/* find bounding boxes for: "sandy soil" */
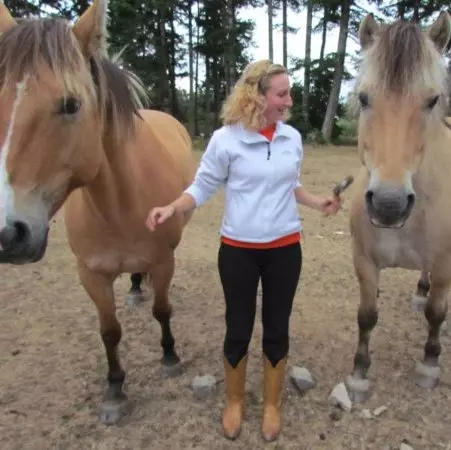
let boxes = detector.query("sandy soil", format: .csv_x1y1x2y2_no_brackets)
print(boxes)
1,145,450,450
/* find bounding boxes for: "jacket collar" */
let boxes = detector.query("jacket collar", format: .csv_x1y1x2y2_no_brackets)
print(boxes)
235,121,292,144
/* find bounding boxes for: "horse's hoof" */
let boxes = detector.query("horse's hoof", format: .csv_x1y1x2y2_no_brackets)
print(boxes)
162,356,182,377
411,294,427,312
414,361,440,389
99,397,130,425
344,374,372,403
126,291,146,307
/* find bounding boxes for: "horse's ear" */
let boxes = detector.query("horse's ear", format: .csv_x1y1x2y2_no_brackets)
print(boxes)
72,0,108,57
0,2,17,34
427,11,451,54
359,13,380,50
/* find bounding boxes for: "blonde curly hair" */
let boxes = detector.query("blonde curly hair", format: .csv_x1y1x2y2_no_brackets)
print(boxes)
220,59,290,130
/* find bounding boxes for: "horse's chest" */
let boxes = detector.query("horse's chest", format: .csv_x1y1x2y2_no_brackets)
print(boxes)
373,230,423,270
84,251,151,274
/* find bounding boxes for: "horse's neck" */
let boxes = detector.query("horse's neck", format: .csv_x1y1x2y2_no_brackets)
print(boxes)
79,123,177,222
416,123,451,199
81,131,141,221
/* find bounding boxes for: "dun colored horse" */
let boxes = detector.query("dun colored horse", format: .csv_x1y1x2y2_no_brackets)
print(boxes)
346,11,451,402
0,0,195,423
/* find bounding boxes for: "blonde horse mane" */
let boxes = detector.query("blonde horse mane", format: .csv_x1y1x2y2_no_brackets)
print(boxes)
0,17,148,142
348,18,450,118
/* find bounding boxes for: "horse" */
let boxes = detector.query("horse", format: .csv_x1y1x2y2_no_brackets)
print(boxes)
0,0,196,424
344,11,451,403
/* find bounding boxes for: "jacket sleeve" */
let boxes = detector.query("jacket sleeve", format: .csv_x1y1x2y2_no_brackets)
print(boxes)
183,131,229,207
295,133,304,188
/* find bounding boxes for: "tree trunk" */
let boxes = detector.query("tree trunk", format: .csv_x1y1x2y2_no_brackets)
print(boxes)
268,0,273,60
321,0,350,141
412,0,420,22
224,0,236,95
397,1,406,20
169,8,182,119
188,0,195,136
156,7,170,111
282,0,287,67
194,0,201,136
320,5,328,62
212,56,222,129
204,56,213,137
448,59,451,115
302,0,313,127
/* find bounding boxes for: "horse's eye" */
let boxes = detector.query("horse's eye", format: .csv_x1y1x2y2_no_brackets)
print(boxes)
425,95,439,110
58,96,81,116
358,92,370,109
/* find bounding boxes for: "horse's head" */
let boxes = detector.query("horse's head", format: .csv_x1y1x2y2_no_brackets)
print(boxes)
0,0,142,264
353,12,451,228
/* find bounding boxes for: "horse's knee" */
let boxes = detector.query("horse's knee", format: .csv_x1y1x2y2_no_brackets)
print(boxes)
357,307,378,332
101,326,122,347
153,303,172,323
424,301,447,328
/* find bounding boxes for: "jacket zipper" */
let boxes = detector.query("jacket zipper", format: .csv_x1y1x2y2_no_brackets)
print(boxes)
266,141,271,160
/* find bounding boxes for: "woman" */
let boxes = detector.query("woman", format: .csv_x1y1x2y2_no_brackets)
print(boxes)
145,59,341,442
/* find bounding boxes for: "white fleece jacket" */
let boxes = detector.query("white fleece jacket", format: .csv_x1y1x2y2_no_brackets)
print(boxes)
184,121,304,243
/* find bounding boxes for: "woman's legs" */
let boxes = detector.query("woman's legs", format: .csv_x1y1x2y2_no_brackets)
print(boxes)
218,243,260,439
260,243,302,441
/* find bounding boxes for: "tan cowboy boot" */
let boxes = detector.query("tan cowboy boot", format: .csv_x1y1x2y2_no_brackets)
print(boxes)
222,355,247,440
261,355,287,442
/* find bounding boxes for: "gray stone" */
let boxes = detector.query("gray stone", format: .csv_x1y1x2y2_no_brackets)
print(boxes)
290,366,316,392
328,382,352,412
191,374,217,399
373,405,388,417
400,443,414,450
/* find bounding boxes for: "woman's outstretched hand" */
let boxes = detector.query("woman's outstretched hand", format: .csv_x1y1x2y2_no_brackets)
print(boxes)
145,205,175,231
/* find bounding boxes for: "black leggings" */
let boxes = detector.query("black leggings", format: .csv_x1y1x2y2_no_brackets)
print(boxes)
218,242,302,368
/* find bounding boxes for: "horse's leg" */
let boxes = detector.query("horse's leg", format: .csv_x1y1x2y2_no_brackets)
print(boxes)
150,253,181,376
411,269,430,312
77,262,129,425
414,276,448,389
345,252,380,403
126,272,147,307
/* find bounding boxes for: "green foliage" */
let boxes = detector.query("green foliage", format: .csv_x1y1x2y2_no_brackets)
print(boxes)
6,0,448,140
288,54,352,142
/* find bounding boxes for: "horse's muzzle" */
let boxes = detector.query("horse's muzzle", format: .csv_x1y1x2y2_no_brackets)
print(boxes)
365,183,415,228
0,220,48,264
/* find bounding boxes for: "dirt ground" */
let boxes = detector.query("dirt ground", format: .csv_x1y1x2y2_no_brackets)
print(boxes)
1,145,451,450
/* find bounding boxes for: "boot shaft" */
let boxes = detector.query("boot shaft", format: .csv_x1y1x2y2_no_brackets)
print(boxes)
262,355,287,442
263,356,287,406
223,355,248,440
224,355,247,399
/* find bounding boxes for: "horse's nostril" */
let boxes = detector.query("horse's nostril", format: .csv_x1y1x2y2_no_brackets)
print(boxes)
0,220,30,251
365,190,374,206
12,220,29,245
407,193,416,207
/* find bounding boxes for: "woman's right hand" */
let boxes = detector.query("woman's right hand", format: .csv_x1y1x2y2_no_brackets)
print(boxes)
145,205,176,231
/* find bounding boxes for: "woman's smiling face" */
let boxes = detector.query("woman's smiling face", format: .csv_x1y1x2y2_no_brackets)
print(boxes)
262,73,293,125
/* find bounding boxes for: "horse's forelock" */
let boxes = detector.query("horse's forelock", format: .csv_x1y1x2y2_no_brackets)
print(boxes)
0,17,146,142
0,19,92,96
357,20,448,100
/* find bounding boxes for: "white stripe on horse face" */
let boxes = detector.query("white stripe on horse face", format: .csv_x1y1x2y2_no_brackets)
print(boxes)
0,78,27,242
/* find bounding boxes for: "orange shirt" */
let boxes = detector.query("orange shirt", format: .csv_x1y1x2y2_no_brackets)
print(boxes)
258,123,276,142
220,123,301,249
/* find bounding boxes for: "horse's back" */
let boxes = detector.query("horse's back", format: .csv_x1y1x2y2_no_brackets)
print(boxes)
138,109,196,189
